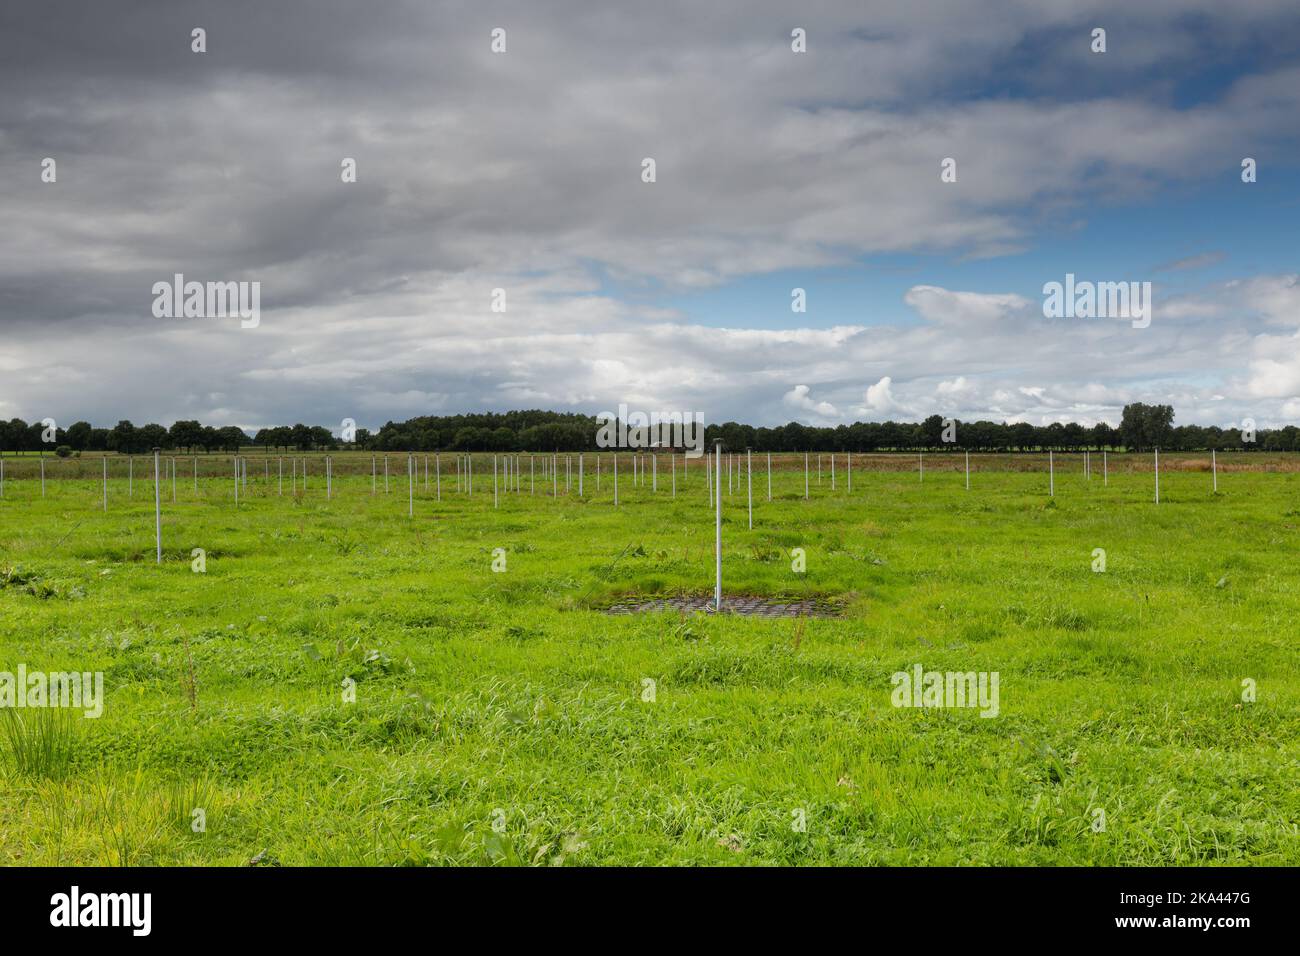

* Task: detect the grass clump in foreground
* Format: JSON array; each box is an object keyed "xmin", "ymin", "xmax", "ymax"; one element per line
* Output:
[{"xmin": 0, "ymin": 454, "xmax": 1296, "ymax": 865}]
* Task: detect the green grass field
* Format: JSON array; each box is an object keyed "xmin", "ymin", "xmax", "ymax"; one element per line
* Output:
[{"xmin": 1, "ymin": 452, "xmax": 1297, "ymax": 865}]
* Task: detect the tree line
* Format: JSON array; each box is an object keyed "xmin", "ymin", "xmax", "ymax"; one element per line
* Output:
[
  {"xmin": 2, "ymin": 404, "xmax": 1294, "ymax": 454},
  {"xmin": 356, "ymin": 404, "xmax": 1293, "ymax": 453},
  {"xmin": 0, "ymin": 419, "xmax": 335, "ymax": 455}
]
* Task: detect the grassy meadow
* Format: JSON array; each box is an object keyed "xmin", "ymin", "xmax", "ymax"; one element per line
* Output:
[{"xmin": 0, "ymin": 450, "xmax": 1297, "ymax": 865}]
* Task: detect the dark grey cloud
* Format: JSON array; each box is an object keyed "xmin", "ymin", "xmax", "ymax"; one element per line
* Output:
[{"xmin": 2, "ymin": 0, "xmax": 1299, "ymax": 430}]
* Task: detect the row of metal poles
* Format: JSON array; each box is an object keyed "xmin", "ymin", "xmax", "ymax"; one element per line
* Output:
[
  {"xmin": 0, "ymin": 448, "xmax": 1213, "ymax": 511},
  {"xmin": 7, "ymin": 447, "xmax": 1209, "ymax": 575}
]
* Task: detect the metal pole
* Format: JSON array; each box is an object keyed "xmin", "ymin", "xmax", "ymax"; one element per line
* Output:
[
  {"xmin": 804, "ymin": 453, "xmax": 809, "ymax": 499},
  {"xmin": 1049, "ymin": 450, "xmax": 1055, "ymax": 497},
  {"xmin": 494, "ymin": 454, "xmax": 499, "ymax": 509},
  {"xmin": 153, "ymin": 448, "xmax": 162, "ymax": 564},
  {"xmin": 409, "ymin": 454, "xmax": 415, "ymax": 516},
  {"xmin": 436, "ymin": 453, "xmax": 442, "ymax": 500},
  {"xmin": 1154, "ymin": 449, "xmax": 1160, "ymax": 504},
  {"xmin": 747, "ymin": 449, "xmax": 753, "ymax": 529},
  {"xmin": 1212, "ymin": 448, "xmax": 1217, "ymax": 492},
  {"xmin": 614, "ymin": 453, "xmax": 619, "ymax": 506},
  {"xmin": 234, "ymin": 456, "xmax": 239, "ymax": 506},
  {"xmin": 965, "ymin": 450, "xmax": 970, "ymax": 490},
  {"xmin": 715, "ymin": 441, "xmax": 722, "ymax": 612},
  {"xmin": 767, "ymin": 452, "xmax": 771, "ymax": 501},
  {"xmin": 102, "ymin": 456, "xmax": 107, "ymax": 511}
]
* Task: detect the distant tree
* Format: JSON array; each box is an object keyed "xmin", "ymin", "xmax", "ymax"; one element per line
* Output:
[
  {"xmin": 0, "ymin": 419, "xmax": 25, "ymax": 451},
  {"xmin": 1011, "ymin": 422, "xmax": 1035, "ymax": 451},
  {"xmin": 216, "ymin": 426, "xmax": 248, "ymax": 451},
  {"xmin": 170, "ymin": 420, "xmax": 204, "ymax": 451},
  {"xmin": 65, "ymin": 421, "xmax": 93, "ymax": 450},
  {"xmin": 27, "ymin": 420, "xmax": 51, "ymax": 450},
  {"xmin": 1091, "ymin": 422, "xmax": 1116, "ymax": 449},
  {"xmin": 515, "ymin": 423, "xmax": 565, "ymax": 451},
  {"xmin": 919, "ymin": 414, "xmax": 945, "ymax": 448},
  {"xmin": 107, "ymin": 420, "xmax": 138, "ymax": 454},
  {"xmin": 1120, "ymin": 403, "xmax": 1174, "ymax": 451},
  {"xmin": 1147, "ymin": 404, "xmax": 1174, "ymax": 448},
  {"xmin": 138, "ymin": 423, "xmax": 168, "ymax": 450}
]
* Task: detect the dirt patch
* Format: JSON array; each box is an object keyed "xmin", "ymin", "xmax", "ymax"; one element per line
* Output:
[{"xmin": 605, "ymin": 594, "xmax": 843, "ymax": 618}]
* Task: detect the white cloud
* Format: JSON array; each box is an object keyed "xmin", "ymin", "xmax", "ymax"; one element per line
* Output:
[
  {"xmin": 782, "ymin": 385, "xmax": 839, "ymax": 421},
  {"xmin": 858, "ymin": 377, "xmax": 902, "ymax": 415}
]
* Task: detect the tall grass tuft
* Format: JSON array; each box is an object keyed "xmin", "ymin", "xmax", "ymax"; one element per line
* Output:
[{"xmin": 1, "ymin": 707, "xmax": 77, "ymax": 779}]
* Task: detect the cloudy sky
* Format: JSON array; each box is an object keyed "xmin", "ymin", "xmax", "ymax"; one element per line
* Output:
[{"xmin": 3, "ymin": 0, "xmax": 1300, "ymax": 433}]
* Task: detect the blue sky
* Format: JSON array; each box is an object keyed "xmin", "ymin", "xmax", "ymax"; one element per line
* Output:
[{"xmin": 657, "ymin": 169, "xmax": 1300, "ymax": 332}]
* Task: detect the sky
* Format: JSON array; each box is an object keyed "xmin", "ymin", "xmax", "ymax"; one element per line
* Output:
[{"xmin": 2, "ymin": 0, "xmax": 1299, "ymax": 434}]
